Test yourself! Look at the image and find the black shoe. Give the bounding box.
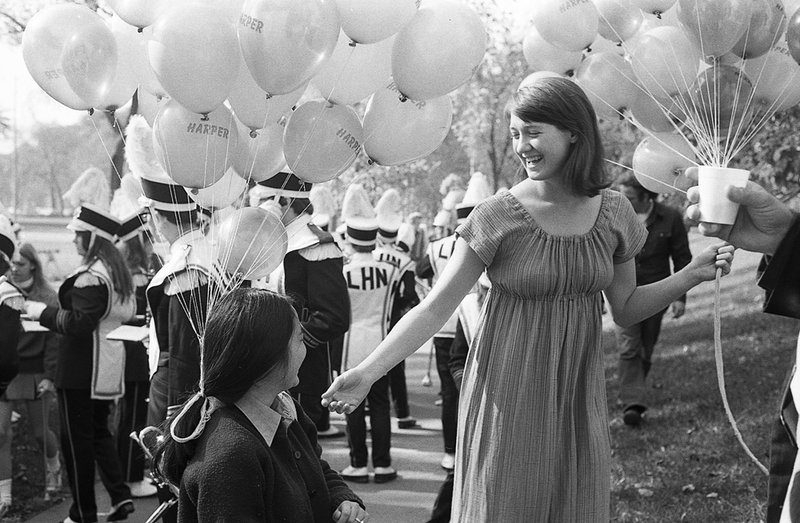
[374,466,397,483]
[623,406,645,427]
[107,499,134,521]
[397,417,418,429]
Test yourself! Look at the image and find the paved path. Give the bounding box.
[27,345,446,522]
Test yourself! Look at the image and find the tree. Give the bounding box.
[449,0,529,191]
[0,117,116,214]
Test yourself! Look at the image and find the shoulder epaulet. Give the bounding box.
[307,223,335,245]
[74,272,104,288]
[165,268,209,296]
[298,242,343,262]
[0,280,24,311]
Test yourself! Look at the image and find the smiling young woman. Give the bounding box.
[323,77,734,522]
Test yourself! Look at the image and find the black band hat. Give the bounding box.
[116,209,149,243]
[67,203,120,242]
[256,171,313,199]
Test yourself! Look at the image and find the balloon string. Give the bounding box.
[713,267,768,476]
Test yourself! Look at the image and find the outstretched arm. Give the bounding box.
[322,238,484,413]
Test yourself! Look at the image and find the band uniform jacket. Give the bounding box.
[39,259,135,399]
[372,242,420,328]
[0,276,23,396]
[266,214,350,395]
[146,230,213,409]
[419,234,459,338]
[342,252,398,370]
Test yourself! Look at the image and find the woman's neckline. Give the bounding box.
[502,189,607,239]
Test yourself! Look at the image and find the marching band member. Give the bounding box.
[250,172,350,439]
[25,204,136,523]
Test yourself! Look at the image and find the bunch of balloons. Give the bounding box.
[521,0,800,196]
[22,0,487,279]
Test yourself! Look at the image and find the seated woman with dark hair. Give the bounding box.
[154,288,368,523]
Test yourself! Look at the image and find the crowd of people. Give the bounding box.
[6,74,800,522]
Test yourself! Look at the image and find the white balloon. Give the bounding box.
[743,43,800,112]
[227,53,307,131]
[334,0,418,44]
[311,32,394,105]
[106,0,172,29]
[633,0,678,16]
[233,118,287,183]
[186,167,248,210]
[108,19,165,98]
[363,80,452,166]
[531,0,599,52]
[100,16,140,110]
[522,26,584,76]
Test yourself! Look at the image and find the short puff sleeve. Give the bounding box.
[456,194,511,267]
[609,191,647,264]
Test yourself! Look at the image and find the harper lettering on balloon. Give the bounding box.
[186,123,230,138]
[239,14,264,33]
[560,0,589,14]
[336,128,361,152]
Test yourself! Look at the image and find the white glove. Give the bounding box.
[24,301,47,321]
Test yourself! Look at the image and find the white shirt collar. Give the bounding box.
[234,390,297,446]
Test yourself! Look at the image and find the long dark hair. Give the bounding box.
[505,77,610,197]
[76,231,134,302]
[119,236,151,276]
[17,243,55,297]
[154,288,297,485]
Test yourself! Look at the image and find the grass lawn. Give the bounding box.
[606,234,798,522]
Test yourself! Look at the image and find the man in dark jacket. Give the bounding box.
[616,175,692,427]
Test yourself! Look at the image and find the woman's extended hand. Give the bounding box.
[321,368,373,415]
[687,242,735,283]
[332,500,368,523]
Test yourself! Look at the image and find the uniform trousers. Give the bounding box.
[116,380,149,483]
[57,389,131,523]
[345,375,391,468]
[434,337,457,453]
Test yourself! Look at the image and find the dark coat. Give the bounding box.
[760,214,800,522]
[16,282,59,378]
[40,269,109,389]
[283,244,349,396]
[178,399,363,523]
[635,201,692,301]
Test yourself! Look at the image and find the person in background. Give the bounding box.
[323,77,734,521]
[250,172,350,440]
[154,288,368,523]
[374,189,420,429]
[129,114,216,523]
[615,174,692,427]
[0,217,23,517]
[426,274,490,523]
[25,204,136,523]
[0,243,63,514]
[115,213,158,498]
[415,171,492,471]
[405,212,428,263]
[683,169,799,522]
[339,184,399,484]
